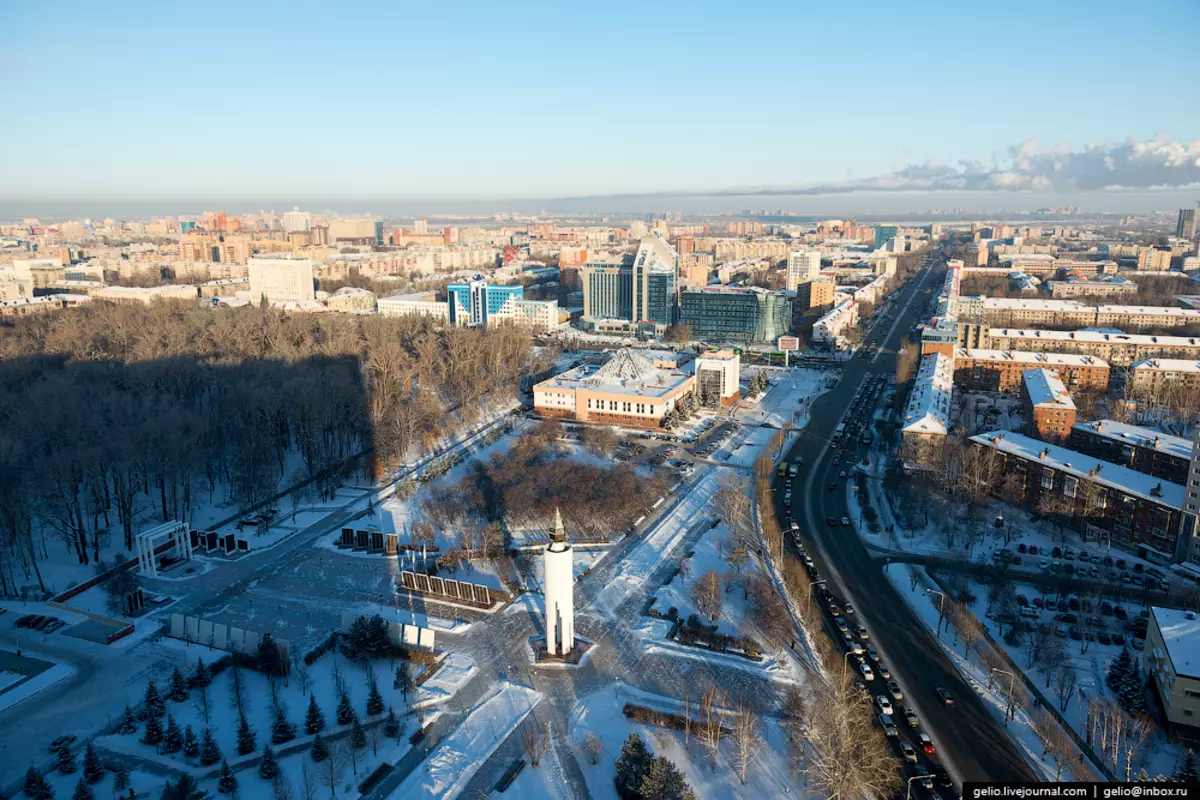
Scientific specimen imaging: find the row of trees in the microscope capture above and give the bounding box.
[0,302,543,594]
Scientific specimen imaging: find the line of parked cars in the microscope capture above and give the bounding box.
[15,614,66,633]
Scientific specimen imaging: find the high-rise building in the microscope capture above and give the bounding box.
[786,248,821,291]
[282,207,311,234]
[447,278,524,326]
[679,286,791,344]
[1178,208,1198,240]
[630,236,678,326]
[1137,246,1173,271]
[414,219,428,235]
[581,258,633,321]
[873,225,899,249]
[247,257,315,303]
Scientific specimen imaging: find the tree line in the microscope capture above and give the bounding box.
[0,301,542,594]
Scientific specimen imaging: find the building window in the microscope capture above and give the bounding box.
[1063,476,1078,498]
[1041,471,1054,490]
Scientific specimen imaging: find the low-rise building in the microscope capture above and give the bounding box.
[953,349,1110,393]
[1145,607,1200,734]
[901,353,954,463]
[968,431,1186,561]
[532,348,701,428]
[812,300,858,348]
[1047,275,1138,298]
[1020,368,1075,442]
[377,293,450,321]
[984,328,1200,367]
[92,284,198,305]
[324,286,377,312]
[1129,358,1200,398]
[1069,420,1192,484]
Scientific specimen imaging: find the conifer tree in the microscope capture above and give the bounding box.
[183,726,199,759]
[383,707,400,739]
[217,761,237,796]
[167,666,188,702]
[142,714,164,746]
[350,719,366,751]
[144,680,165,719]
[1177,750,1199,784]
[117,705,138,735]
[57,742,77,775]
[271,700,296,745]
[236,712,257,756]
[335,691,356,726]
[113,769,130,793]
[613,733,653,799]
[71,778,93,800]
[258,745,279,781]
[199,728,221,767]
[162,716,183,754]
[1107,647,1132,693]
[25,766,48,800]
[304,694,325,735]
[82,743,104,785]
[365,673,384,717]
[310,733,328,763]
[192,658,211,690]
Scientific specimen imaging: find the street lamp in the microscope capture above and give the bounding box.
[906,774,927,800]
[925,589,948,635]
[990,668,1017,726]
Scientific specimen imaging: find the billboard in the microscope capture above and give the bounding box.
[778,336,800,351]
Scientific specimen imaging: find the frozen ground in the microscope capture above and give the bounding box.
[566,684,803,800]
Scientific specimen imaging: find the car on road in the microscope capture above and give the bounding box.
[899,740,918,763]
[918,733,935,754]
[49,735,76,752]
[887,680,904,701]
[879,714,898,737]
[913,765,934,792]
[936,687,955,706]
[42,618,66,633]
[843,602,855,615]
[856,624,869,640]
[900,705,919,728]
[875,661,890,677]
[858,662,875,681]
[930,765,953,789]
[835,617,849,632]
[828,482,837,491]
[826,516,837,526]
[875,695,894,716]
[841,516,851,526]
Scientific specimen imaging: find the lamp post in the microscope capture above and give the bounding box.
[990,667,1017,725]
[926,589,948,635]
[906,774,926,800]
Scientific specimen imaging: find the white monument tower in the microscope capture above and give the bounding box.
[543,508,575,656]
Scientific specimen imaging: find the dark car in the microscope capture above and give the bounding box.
[936,687,955,706]
[15,615,41,628]
[49,735,76,752]
[1114,605,1128,620]
[826,517,837,526]
[930,765,954,788]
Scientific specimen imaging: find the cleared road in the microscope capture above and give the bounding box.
[777,263,1039,784]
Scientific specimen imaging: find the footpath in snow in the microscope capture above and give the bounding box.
[386,681,541,800]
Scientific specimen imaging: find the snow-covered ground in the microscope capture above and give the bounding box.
[566,684,802,800]
[387,681,541,800]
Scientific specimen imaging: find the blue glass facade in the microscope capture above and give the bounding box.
[446,279,524,326]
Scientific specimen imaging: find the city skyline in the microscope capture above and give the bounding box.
[2,0,1197,212]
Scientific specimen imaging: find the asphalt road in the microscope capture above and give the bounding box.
[776,262,1040,785]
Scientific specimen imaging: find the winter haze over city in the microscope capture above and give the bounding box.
[2,1,1200,799]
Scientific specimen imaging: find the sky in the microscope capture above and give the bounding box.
[1,0,1198,215]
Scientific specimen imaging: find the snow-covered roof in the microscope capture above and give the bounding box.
[1022,368,1074,410]
[969,431,1185,508]
[1131,358,1200,373]
[990,328,1200,348]
[902,353,954,435]
[1151,607,1200,680]
[956,348,1109,368]
[1072,420,1192,461]
[539,348,693,398]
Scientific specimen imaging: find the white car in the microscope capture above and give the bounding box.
[858,662,875,681]
[875,695,894,716]
[887,680,904,701]
[841,517,851,526]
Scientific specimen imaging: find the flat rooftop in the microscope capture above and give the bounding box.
[1072,420,1192,461]
[956,348,1109,368]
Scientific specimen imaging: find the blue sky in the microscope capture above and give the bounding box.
[1,0,1197,211]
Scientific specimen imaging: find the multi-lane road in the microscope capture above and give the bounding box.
[775,262,1040,785]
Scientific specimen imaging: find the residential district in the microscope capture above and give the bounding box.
[4,206,1200,799]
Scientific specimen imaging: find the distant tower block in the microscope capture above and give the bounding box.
[543,508,575,656]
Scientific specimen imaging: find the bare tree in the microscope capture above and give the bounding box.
[800,672,900,799]
[319,740,344,799]
[1052,662,1078,713]
[692,570,724,621]
[522,720,551,767]
[299,761,317,800]
[698,682,728,773]
[366,723,382,757]
[731,701,763,786]
[272,777,294,800]
[1031,707,1073,781]
[580,732,604,766]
